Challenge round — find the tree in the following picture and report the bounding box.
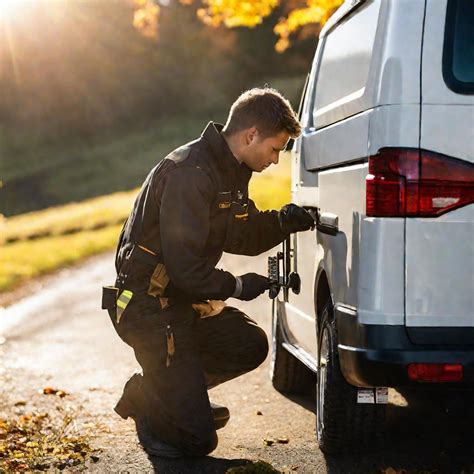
[133,0,344,52]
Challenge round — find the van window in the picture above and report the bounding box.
[313,1,380,127]
[443,0,474,94]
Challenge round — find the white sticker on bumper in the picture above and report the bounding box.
[357,388,375,404]
[376,387,389,404]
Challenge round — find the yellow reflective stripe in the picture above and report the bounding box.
[116,290,133,324]
[117,299,127,309]
[117,290,133,309]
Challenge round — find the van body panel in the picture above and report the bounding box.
[357,217,405,325]
[318,164,367,308]
[405,205,474,328]
[368,104,421,155]
[421,105,474,163]
[404,0,474,332]
[304,111,371,171]
[283,303,318,359]
[375,0,425,106]
[283,231,320,359]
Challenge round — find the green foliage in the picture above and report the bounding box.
[1,115,205,216]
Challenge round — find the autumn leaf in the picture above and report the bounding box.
[0,412,98,472]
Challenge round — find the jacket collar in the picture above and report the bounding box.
[201,122,240,171]
[201,122,252,181]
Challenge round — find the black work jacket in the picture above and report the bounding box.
[115,122,288,301]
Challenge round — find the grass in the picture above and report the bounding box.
[0,225,123,292]
[3,191,135,244]
[0,158,291,293]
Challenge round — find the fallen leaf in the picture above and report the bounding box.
[42,387,68,398]
[42,387,58,395]
[263,437,275,446]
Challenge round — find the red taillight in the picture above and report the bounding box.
[366,148,474,217]
[407,363,463,382]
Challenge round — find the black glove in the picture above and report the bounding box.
[233,273,271,301]
[278,204,316,234]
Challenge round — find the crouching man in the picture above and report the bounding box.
[102,87,315,457]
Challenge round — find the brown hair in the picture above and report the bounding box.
[223,87,301,139]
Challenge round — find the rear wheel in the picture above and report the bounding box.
[270,300,314,394]
[316,300,386,454]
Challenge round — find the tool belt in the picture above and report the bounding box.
[102,244,168,320]
[103,244,226,322]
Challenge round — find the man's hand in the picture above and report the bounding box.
[278,203,315,234]
[233,273,270,301]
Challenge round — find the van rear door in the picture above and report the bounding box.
[405,0,474,343]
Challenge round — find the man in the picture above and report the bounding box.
[102,88,315,458]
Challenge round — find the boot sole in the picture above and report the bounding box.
[214,414,230,430]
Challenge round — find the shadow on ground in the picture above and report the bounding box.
[149,456,252,474]
[286,388,474,474]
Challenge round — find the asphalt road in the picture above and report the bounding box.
[1,251,473,473]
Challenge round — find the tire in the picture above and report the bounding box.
[316,300,386,454]
[270,300,314,394]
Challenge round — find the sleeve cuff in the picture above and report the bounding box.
[231,276,243,298]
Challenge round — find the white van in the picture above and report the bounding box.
[270,0,474,453]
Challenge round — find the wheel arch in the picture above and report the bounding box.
[314,264,333,328]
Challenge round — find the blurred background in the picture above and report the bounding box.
[0,0,341,293]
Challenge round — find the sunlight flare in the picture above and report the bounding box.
[0,0,22,19]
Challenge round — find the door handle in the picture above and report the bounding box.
[304,207,339,236]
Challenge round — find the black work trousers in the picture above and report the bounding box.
[110,293,268,456]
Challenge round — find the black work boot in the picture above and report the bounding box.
[115,374,183,458]
[135,417,183,458]
[210,402,230,430]
[115,374,230,431]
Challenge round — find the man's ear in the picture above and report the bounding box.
[246,127,258,145]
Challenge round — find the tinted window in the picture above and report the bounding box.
[443,0,474,94]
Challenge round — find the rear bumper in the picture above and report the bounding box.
[336,306,474,388]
